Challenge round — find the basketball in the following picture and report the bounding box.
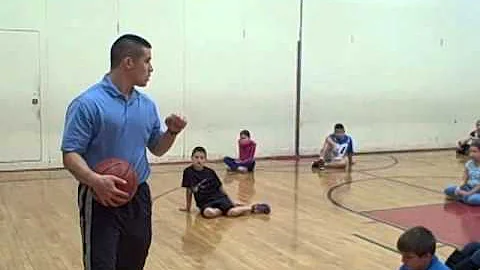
[94,158,138,199]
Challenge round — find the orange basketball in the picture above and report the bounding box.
[94,158,138,199]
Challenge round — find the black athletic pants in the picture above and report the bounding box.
[78,182,152,270]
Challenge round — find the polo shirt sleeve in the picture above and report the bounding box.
[148,103,166,149]
[61,99,95,154]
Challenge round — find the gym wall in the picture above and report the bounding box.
[0,0,478,170]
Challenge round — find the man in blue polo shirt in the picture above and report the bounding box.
[61,34,186,270]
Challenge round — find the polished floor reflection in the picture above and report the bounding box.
[0,151,465,269]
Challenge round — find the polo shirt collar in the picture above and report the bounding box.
[101,74,139,100]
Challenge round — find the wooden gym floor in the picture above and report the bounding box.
[0,150,471,269]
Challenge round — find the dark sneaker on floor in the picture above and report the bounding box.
[312,159,325,170]
[252,203,271,214]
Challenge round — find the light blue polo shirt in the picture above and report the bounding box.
[61,75,164,184]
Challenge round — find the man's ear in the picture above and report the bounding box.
[123,56,135,70]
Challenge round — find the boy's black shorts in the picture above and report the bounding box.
[200,196,235,217]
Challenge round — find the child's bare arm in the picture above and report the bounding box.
[466,184,480,196]
[179,189,193,212]
[462,168,469,185]
[326,136,336,145]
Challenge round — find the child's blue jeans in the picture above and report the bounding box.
[223,157,256,172]
[444,184,480,205]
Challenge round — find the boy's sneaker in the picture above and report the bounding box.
[251,203,271,214]
[312,159,325,170]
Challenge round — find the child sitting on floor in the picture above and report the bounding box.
[445,140,480,206]
[457,120,480,156]
[312,123,354,170]
[446,241,480,270]
[180,146,270,218]
[223,130,257,172]
[397,226,450,270]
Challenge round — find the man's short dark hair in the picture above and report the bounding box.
[191,146,207,157]
[240,130,251,138]
[110,34,152,69]
[397,226,436,256]
[334,123,345,131]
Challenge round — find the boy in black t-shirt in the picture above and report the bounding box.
[180,146,271,218]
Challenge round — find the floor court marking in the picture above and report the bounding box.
[0,154,398,184]
[149,156,398,204]
[148,155,399,204]
[358,171,445,194]
[132,155,399,202]
[0,160,327,184]
[0,167,186,184]
[1,153,444,233]
[360,202,447,215]
[326,175,442,217]
[352,233,399,254]
[354,155,399,173]
[152,187,182,202]
[327,172,458,248]
[132,154,460,255]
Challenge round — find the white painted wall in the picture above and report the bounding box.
[301,0,480,154]
[0,0,298,170]
[0,0,46,168]
[117,0,299,162]
[182,0,298,160]
[117,0,185,162]
[44,0,119,168]
[0,31,42,162]
[1,0,479,170]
